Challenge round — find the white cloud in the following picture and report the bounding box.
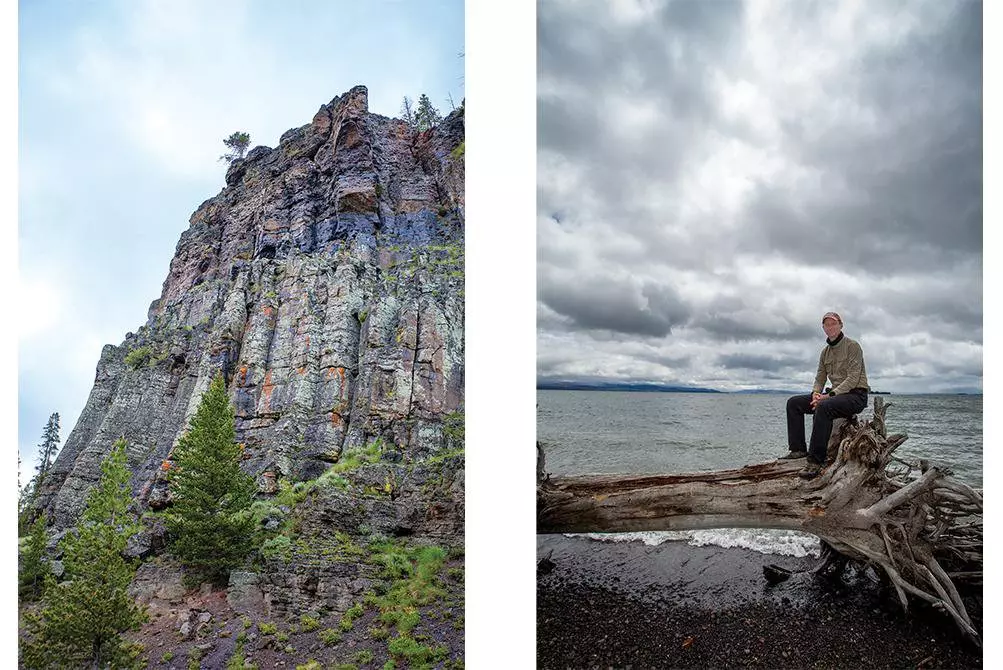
[18,276,63,343]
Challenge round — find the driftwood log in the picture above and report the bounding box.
[537,398,983,645]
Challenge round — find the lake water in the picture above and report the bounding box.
[537,390,982,556]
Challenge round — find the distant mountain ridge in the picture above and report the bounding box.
[536,380,722,393]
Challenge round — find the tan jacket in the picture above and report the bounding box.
[813,335,869,395]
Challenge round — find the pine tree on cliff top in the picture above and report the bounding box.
[166,373,256,585]
[22,439,146,669]
[220,131,251,163]
[415,93,443,132]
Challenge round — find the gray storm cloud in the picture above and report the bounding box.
[537,0,982,393]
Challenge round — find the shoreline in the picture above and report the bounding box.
[537,535,981,669]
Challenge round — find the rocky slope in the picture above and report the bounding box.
[32,85,465,533]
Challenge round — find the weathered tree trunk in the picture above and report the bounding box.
[537,398,983,645]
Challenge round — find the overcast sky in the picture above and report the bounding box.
[537,0,982,394]
[18,0,463,474]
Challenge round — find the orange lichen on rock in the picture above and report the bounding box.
[261,371,275,411]
[297,366,306,375]
[160,460,171,471]
[238,365,249,386]
[263,305,273,317]
[331,411,343,427]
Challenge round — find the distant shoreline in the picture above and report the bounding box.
[537,384,981,396]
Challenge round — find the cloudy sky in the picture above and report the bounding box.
[537,0,982,394]
[18,0,463,473]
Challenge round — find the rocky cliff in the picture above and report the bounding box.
[33,85,465,532]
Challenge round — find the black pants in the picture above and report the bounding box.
[787,391,868,463]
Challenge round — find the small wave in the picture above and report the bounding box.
[569,528,821,558]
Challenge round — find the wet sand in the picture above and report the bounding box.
[537,535,981,669]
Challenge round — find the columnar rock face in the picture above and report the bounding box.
[35,86,465,530]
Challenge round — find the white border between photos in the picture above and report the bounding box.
[5,0,20,661]
[466,1,537,667]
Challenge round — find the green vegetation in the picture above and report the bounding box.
[226,629,258,670]
[124,344,168,369]
[18,413,61,535]
[187,646,203,670]
[260,534,292,561]
[295,662,323,670]
[124,344,154,368]
[319,628,342,646]
[258,622,277,635]
[21,440,147,669]
[387,633,448,667]
[331,439,385,474]
[364,541,448,642]
[300,613,321,632]
[340,602,364,631]
[166,374,256,585]
[18,513,49,599]
[221,131,251,164]
[354,650,375,665]
[400,94,443,132]
[162,651,175,662]
[442,410,464,447]
[450,141,465,160]
[276,630,289,643]
[415,94,443,132]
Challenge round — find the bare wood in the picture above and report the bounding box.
[537,398,983,645]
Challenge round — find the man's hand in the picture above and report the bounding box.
[810,391,824,409]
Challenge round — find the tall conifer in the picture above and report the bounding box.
[22,439,145,669]
[35,412,61,483]
[166,373,256,585]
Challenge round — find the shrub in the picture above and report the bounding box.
[300,614,320,632]
[340,602,364,631]
[124,345,153,368]
[296,662,323,670]
[318,628,342,646]
[258,622,277,635]
[387,634,448,666]
[260,534,292,561]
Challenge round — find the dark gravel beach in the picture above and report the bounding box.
[537,535,982,669]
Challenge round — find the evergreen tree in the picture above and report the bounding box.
[18,513,49,600]
[220,131,251,163]
[400,96,417,129]
[166,373,256,585]
[22,439,146,669]
[18,478,36,537]
[415,94,443,132]
[35,412,61,483]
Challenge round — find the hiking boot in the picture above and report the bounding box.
[779,450,808,460]
[798,460,822,479]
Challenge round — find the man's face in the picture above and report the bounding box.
[822,317,842,340]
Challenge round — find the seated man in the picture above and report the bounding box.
[782,312,869,479]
